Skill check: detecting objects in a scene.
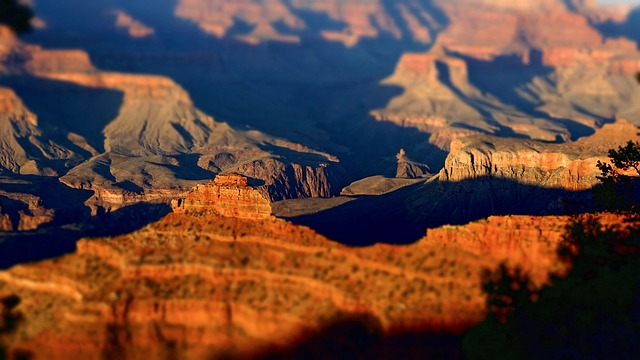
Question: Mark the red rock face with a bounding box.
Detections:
[437,0,605,56]
[0,27,347,225]
[25,49,95,74]
[0,191,55,231]
[175,0,303,42]
[0,175,607,358]
[172,174,273,220]
[113,11,155,38]
[174,0,444,46]
[440,120,640,190]
[373,0,640,145]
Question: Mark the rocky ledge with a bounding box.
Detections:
[440,120,640,191]
[0,174,606,358]
[171,174,273,220]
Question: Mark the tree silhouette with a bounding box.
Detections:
[463,216,640,359]
[593,140,640,213]
[0,295,23,360]
[598,141,640,178]
[465,124,640,358]
[0,0,34,34]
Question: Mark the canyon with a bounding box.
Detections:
[0,174,590,358]
[1,0,640,356]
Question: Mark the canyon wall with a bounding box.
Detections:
[171,174,273,220]
[0,176,599,358]
[439,120,640,191]
[0,86,80,177]
[175,0,444,46]
[374,0,640,146]
[0,28,350,231]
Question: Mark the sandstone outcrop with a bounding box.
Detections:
[440,120,640,191]
[395,149,431,179]
[0,176,598,358]
[237,158,345,201]
[0,87,79,176]
[374,0,640,145]
[24,49,95,74]
[171,174,273,220]
[175,0,446,46]
[113,11,155,38]
[175,0,303,42]
[0,27,348,231]
[0,191,54,232]
[0,213,11,231]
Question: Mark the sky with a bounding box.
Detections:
[599,0,640,4]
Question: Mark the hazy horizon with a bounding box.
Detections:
[600,0,640,5]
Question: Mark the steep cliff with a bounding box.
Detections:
[236,158,346,201]
[0,87,80,176]
[174,0,445,46]
[395,148,431,179]
[375,0,640,145]
[171,174,273,220]
[0,178,593,358]
[0,192,54,231]
[440,120,639,191]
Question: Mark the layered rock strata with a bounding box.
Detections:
[175,0,445,46]
[0,28,347,230]
[395,149,431,179]
[373,0,640,145]
[0,178,594,358]
[440,120,640,191]
[171,174,273,220]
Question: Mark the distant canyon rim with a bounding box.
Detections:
[1,0,640,357]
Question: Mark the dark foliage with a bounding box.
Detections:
[463,215,640,359]
[464,133,640,358]
[599,141,640,178]
[0,295,24,360]
[594,140,640,213]
[0,0,33,34]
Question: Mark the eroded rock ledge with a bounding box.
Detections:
[440,120,640,191]
[171,174,273,220]
[0,174,607,358]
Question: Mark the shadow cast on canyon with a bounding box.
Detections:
[286,177,594,246]
[0,201,171,269]
[458,52,599,141]
[0,175,95,226]
[26,0,450,179]
[92,312,463,360]
[255,313,463,360]
[594,7,640,48]
[0,76,124,154]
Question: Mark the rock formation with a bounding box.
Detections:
[395,149,431,179]
[171,174,273,220]
[440,120,640,191]
[0,24,348,230]
[373,0,640,147]
[174,0,445,46]
[1,7,640,357]
[112,11,155,38]
[0,87,80,176]
[0,175,600,358]
[0,192,54,231]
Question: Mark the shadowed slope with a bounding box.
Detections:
[0,175,577,359]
